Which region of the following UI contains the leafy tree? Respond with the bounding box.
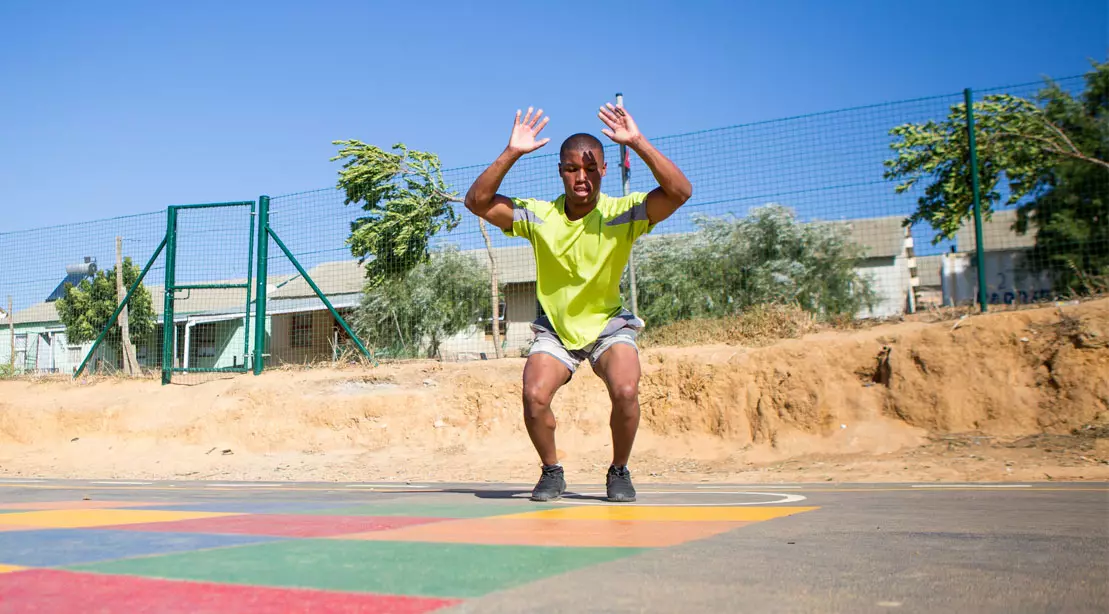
[331,139,506,355]
[331,141,461,287]
[625,204,877,327]
[354,246,496,359]
[1013,65,1109,293]
[54,258,155,345]
[884,60,1109,291]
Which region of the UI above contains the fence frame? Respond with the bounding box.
[71,197,374,384]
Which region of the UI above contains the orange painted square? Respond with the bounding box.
[341,518,750,548]
[0,565,25,574]
[0,501,165,511]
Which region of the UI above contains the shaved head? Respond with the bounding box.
[560,133,605,162]
[558,133,607,207]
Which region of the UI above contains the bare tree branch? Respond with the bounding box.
[990,131,1109,171]
[1034,112,1085,156]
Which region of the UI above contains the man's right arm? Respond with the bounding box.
[464,107,550,233]
[463,147,525,232]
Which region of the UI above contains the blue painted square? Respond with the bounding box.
[0,528,285,567]
[136,501,341,514]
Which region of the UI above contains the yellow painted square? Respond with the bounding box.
[0,565,25,574]
[0,509,239,529]
[0,500,165,511]
[500,506,819,522]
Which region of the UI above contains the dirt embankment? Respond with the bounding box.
[1,299,1107,484]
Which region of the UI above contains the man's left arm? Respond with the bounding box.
[599,102,693,225]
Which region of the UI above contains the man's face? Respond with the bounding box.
[559,148,606,207]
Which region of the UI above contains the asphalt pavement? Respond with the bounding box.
[0,479,1104,613]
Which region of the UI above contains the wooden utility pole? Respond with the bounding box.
[477,219,504,359]
[116,237,140,375]
[7,296,13,374]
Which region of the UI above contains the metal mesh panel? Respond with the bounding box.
[2,70,1104,378]
[0,212,165,377]
[266,92,978,362]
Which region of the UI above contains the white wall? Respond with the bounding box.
[941,250,1054,306]
[855,256,910,319]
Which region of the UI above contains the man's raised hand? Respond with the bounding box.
[507,107,550,155]
[599,102,643,147]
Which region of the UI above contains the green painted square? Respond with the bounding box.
[67,539,642,598]
[304,500,559,519]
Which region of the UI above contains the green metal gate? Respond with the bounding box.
[160,201,257,384]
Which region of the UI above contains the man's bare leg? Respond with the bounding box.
[592,342,641,502]
[592,343,642,466]
[522,353,572,501]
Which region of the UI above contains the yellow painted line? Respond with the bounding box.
[0,565,26,574]
[500,506,820,522]
[0,484,435,493]
[0,509,240,529]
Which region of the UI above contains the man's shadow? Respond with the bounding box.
[439,487,609,502]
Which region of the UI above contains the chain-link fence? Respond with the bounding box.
[2,70,1104,378]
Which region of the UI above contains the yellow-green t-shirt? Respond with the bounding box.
[503,192,654,350]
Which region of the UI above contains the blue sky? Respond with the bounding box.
[1,0,1103,231]
[0,0,1105,311]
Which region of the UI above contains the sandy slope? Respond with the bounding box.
[1,299,1107,484]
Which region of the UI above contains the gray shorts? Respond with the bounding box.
[528,310,644,376]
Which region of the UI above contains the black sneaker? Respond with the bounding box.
[531,464,566,502]
[606,465,636,502]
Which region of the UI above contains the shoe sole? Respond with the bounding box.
[606,494,636,502]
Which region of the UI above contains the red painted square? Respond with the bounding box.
[0,569,460,613]
[99,514,444,538]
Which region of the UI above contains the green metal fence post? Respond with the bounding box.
[965,88,989,313]
[161,206,179,384]
[253,196,270,375]
[616,92,639,318]
[243,199,256,367]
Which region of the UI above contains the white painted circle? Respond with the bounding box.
[510,490,807,506]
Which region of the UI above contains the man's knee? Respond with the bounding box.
[522,382,555,412]
[609,380,639,406]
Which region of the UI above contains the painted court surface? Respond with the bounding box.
[0,480,1105,613]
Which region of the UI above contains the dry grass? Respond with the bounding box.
[640,304,821,348]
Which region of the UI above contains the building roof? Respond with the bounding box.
[268,247,540,299]
[831,216,907,259]
[151,281,253,317]
[11,275,294,326]
[268,294,361,315]
[955,209,1036,252]
[467,245,536,285]
[271,261,365,299]
[12,302,61,326]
